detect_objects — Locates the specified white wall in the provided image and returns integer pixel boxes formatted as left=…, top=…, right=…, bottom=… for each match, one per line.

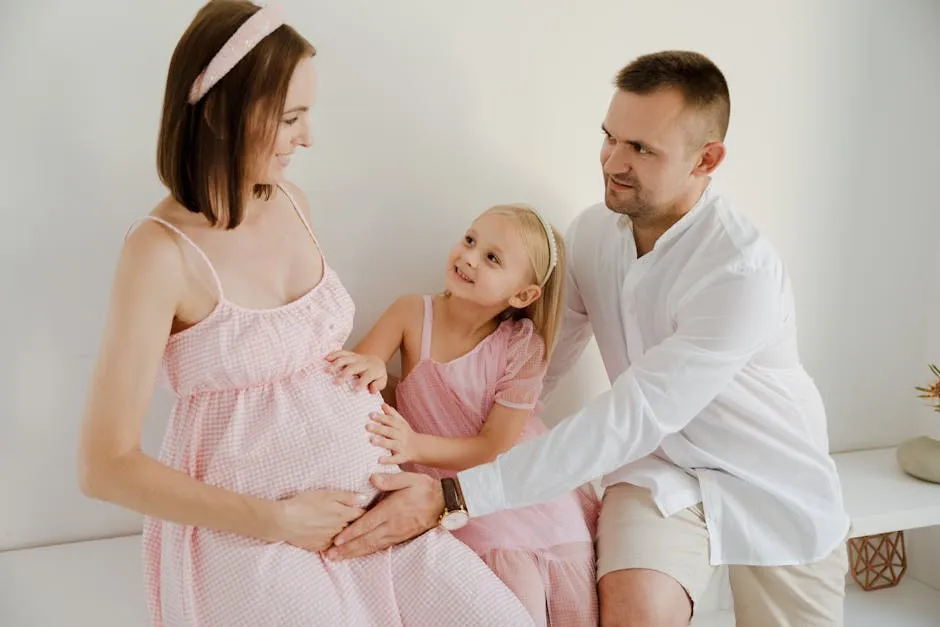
left=1, top=0, right=938, bottom=558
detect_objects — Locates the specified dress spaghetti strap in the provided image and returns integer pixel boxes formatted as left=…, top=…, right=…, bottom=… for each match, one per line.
left=125, top=216, right=225, bottom=298
left=276, top=183, right=320, bottom=247
left=420, top=295, right=433, bottom=361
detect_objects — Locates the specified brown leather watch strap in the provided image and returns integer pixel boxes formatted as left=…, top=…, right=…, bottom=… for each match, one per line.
left=441, top=477, right=466, bottom=513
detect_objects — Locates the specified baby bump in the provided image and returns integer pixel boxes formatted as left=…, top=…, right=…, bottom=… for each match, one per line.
left=198, top=371, right=397, bottom=500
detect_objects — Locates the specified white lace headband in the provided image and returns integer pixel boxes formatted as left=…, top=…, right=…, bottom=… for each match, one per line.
left=532, top=209, right=558, bottom=286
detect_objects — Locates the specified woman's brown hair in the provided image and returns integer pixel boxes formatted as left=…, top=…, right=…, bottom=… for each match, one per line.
left=157, top=0, right=316, bottom=229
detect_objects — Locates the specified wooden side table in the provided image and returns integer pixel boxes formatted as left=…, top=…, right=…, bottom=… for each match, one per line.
left=833, top=446, right=940, bottom=593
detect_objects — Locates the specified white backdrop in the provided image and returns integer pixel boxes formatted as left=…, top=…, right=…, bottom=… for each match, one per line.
left=0, top=0, right=938, bottom=553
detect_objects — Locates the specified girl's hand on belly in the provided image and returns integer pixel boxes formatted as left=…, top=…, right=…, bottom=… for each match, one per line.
left=366, top=404, right=422, bottom=465
left=325, top=350, right=388, bottom=393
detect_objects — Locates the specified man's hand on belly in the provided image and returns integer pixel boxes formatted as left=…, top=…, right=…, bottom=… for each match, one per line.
left=325, top=472, right=444, bottom=560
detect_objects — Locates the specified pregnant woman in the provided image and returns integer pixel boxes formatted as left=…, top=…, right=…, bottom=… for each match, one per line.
left=77, top=2, right=532, bottom=625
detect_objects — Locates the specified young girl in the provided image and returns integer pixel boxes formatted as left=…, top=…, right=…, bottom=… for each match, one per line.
left=327, top=204, right=600, bottom=626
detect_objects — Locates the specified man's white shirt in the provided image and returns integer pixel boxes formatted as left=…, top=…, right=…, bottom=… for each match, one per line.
left=457, top=183, right=850, bottom=566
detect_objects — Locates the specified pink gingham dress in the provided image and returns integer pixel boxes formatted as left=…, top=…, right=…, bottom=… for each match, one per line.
left=134, top=186, right=534, bottom=626
left=395, top=296, right=600, bottom=626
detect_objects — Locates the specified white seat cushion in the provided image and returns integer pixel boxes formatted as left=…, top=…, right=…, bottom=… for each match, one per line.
left=0, top=532, right=736, bottom=625
left=0, top=535, right=147, bottom=626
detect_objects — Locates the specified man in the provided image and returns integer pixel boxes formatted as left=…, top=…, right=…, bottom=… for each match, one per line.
left=328, top=50, right=850, bottom=626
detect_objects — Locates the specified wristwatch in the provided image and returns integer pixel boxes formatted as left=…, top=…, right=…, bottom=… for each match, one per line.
left=439, top=477, right=470, bottom=531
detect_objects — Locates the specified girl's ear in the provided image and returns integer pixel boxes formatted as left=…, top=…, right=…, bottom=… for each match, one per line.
left=508, top=284, right=541, bottom=310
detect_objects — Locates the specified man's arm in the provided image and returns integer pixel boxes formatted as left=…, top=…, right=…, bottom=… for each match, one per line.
left=458, top=267, right=784, bottom=518
left=326, top=268, right=783, bottom=560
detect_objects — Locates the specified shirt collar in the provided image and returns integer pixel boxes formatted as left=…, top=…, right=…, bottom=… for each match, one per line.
left=654, top=180, right=715, bottom=249
left=618, top=180, right=716, bottom=251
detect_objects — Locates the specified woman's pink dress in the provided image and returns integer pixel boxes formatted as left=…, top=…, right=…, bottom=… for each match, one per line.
left=395, top=296, right=600, bottom=626
left=134, top=187, right=534, bottom=626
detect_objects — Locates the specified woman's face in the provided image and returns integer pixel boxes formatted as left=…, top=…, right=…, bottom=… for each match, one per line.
left=264, top=57, right=316, bottom=183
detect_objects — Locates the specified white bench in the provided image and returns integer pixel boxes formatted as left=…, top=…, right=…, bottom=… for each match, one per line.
left=2, top=446, right=939, bottom=626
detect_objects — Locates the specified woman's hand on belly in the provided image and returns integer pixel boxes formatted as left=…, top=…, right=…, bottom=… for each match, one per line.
left=273, top=489, right=371, bottom=552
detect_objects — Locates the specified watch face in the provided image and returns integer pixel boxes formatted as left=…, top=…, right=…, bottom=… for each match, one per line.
left=440, top=510, right=469, bottom=531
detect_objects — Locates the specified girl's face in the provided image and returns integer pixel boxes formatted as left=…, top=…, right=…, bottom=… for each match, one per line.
left=445, top=211, right=541, bottom=310
left=263, top=57, right=316, bottom=183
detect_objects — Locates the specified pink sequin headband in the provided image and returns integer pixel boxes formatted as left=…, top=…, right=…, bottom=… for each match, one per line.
left=187, top=3, right=286, bottom=104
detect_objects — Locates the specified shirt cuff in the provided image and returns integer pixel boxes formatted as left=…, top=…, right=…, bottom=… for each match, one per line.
left=456, top=462, right=507, bottom=519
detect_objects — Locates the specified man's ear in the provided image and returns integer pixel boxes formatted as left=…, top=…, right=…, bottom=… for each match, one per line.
left=693, top=140, right=726, bottom=176
left=508, top=285, right=541, bottom=310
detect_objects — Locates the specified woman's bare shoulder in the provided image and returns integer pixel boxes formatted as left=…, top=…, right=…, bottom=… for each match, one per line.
left=120, top=197, right=190, bottom=282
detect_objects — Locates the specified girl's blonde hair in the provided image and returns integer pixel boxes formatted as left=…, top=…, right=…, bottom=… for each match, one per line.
left=485, top=204, right=567, bottom=361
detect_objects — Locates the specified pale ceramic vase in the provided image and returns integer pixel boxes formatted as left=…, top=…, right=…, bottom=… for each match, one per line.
left=896, top=435, right=940, bottom=484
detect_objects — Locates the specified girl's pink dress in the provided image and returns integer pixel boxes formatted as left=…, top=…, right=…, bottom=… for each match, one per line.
left=134, top=187, right=534, bottom=626
left=395, top=296, right=600, bottom=626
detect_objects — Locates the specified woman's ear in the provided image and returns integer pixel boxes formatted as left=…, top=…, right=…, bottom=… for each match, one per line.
left=508, top=284, right=541, bottom=310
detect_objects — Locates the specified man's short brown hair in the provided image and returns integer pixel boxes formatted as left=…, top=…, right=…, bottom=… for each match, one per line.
left=157, top=0, right=316, bottom=229
left=615, top=50, right=730, bottom=143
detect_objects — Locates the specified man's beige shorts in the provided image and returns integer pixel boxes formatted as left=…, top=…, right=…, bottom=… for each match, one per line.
left=596, top=483, right=848, bottom=627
